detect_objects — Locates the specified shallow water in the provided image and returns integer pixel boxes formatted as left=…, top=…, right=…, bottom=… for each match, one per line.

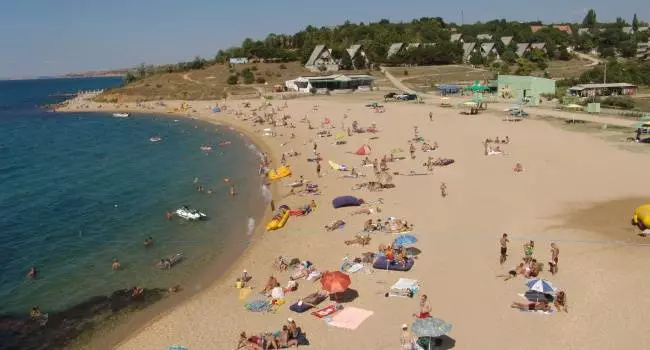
left=0, top=78, right=264, bottom=315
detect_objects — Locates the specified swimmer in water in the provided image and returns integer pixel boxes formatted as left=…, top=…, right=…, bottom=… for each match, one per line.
left=27, top=266, right=38, bottom=279
left=230, top=185, right=236, bottom=196
left=143, top=237, right=153, bottom=247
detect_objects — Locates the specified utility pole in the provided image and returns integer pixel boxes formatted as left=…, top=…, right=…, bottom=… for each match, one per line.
left=603, top=62, right=607, bottom=84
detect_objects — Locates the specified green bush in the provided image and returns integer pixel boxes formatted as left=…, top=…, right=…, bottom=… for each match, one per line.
left=601, top=96, right=635, bottom=109
left=227, top=75, right=239, bottom=85
left=403, top=69, right=409, bottom=76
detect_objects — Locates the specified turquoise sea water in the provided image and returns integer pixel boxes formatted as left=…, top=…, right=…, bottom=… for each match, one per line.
left=0, top=78, right=264, bottom=315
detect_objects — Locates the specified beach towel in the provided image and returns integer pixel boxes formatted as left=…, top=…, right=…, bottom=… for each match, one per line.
left=245, top=299, right=272, bottom=313
left=389, top=278, right=419, bottom=298
left=238, top=288, right=252, bottom=300
left=326, top=307, right=374, bottom=330
left=341, top=263, right=364, bottom=273
left=311, top=304, right=338, bottom=318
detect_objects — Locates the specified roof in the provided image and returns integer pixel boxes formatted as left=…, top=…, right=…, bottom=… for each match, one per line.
left=530, top=25, right=544, bottom=32
left=578, top=28, right=590, bottom=35
left=450, top=34, right=462, bottom=42
left=481, top=42, right=496, bottom=55
left=477, top=33, right=492, bottom=40
left=305, top=45, right=327, bottom=66
left=639, top=27, right=649, bottom=32
left=622, top=27, right=634, bottom=34
left=530, top=43, right=547, bottom=50
left=462, top=42, right=476, bottom=58
left=552, top=25, right=573, bottom=35
left=297, top=74, right=376, bottom=83
left=421, top=43, right=436, bottom=47
left=516, top=43, right=531, bottom=57
left=501, top=36, right=513, bottom=46
left=569, top=83, right=637, bottom=90
left=346, top=44, right=362, bottom=58
left=407, top=43, right=421, bottom=50
left=387, top=43, right=404, bottom=58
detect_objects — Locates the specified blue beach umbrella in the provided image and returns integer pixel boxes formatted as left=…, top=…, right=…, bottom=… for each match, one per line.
left=393, top=234, right=417, bottom=247
left=525, top=279, right=556, bottom=293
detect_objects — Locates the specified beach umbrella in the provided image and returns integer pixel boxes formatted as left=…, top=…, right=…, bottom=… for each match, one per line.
left=525, top=278, right=556, bottom=293
left=406, top=247, right=422, bottom=256
left=393, top=234, right=418, bottom=247
left=320, top=271, right=351, bottom=294
left=411, top=317, right=453, bottom=338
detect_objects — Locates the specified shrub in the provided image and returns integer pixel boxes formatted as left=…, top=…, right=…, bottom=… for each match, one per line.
left=256, top=77, right=266, bottom=84
left=279, top=64, right=287, bottom=69
left=227, top=75, right=238, bottom=85
left=403, top=69, right=409, bottom=76
left=601, top=96, right=635, bottom=109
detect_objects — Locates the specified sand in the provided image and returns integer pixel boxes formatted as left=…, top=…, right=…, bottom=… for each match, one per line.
left=59, top=92, right=650, bottom=350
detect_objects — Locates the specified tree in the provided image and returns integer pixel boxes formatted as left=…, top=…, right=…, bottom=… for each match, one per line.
left=227, top=75, right=238, bottom=85
left=558, top=46, right=571, bottom=61
left=618, top=40, right=637, bottom=58
left=469, top=51, right=484, bottom=66
left=582, top=9, right=597, bottom=28
left=353, top=53, right=367, bottom=70
left=514, top=58, right=535, bottom=76
left=501, top=50, right=517, bottom=64
left=124, top=71, right=137, bottom=84
left=340, top=52, right=353, bottom=70
left=633, top=13, right=639, bottom=32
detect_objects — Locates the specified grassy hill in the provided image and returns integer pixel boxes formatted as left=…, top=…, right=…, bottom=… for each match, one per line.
left=96, top=62, right=313, bottom=102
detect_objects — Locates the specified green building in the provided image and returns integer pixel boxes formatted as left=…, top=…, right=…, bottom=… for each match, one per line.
left=496, top=75, right=556, bottom=106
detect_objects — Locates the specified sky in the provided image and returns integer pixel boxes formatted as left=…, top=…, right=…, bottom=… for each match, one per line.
left=0, top=0, right=648, bottom=78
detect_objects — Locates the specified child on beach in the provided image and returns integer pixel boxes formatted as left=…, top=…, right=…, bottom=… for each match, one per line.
left=440, top=183, right=447, bottom=198
left=500, top=233, right=510, bottom=265
left=549, top=242, right=560, bottom=275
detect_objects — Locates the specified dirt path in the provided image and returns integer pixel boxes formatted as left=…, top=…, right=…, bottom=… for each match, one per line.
left=182, top=73, right=201, bottom=84
left=574, top=52, right=602, bottom=67
left=380, top=67, right=416, bottom=94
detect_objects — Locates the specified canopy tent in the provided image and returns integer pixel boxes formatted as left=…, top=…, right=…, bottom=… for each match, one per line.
left=355, top=144, right=372, bottom=156
left=437, top=84, right=460, bottom=94
left=464, top=81, right=489, bottom=92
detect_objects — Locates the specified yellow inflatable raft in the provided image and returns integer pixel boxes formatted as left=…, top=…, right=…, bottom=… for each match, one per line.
left=632, top=204, right=650, bottom=228
left=266, top=205, right=290, bottom=231
left=267, top=166, right=291, bottom=181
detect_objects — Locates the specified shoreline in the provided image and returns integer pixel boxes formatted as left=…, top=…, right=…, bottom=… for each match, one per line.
left=55, top=101, right=282, bottom=349
left=57, top=92, right=650, bottom=350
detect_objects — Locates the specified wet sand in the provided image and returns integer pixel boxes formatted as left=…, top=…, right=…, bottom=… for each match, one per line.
left=59, top=93, right=650, bottom=350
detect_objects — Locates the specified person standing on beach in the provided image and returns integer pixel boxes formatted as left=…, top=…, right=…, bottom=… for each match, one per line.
left=313, top=142, right=318, bottom=154
left=500, top=233, right=510, bottom=265
left=429, top=112, right=433, bottom=122
left=440, top=182, right=447, bottom=198
left=400, top=324, right=414, bottom=350
left=316, top=161, right=321, bottom=177
left=549, top=242, right=560, bottom=275
left=409, top=142, right=416, bottom=159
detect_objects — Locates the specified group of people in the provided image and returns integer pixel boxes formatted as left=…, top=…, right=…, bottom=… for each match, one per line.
left=238, top=318, right=302, bottom=349
left=378, top=243, right=411, bottom=267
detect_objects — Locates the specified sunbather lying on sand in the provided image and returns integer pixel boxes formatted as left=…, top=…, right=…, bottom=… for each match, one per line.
left=510, top=300, right=552, bottom=312
left=263, top=276, right=279, bottom=293
left=498, top=263, right=525, bottom=281
left=345, top=234, right=371, bottom=246
left=351, top=207, right=381, bottom=215
left=325, top=220, right=345, bottom=231
left=238, top=332, right=263, bottom=350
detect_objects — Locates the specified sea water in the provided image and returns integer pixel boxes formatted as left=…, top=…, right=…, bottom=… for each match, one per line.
left=0, top=78, right=264, bottom=315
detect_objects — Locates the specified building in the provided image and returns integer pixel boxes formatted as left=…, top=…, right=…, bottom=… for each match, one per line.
left=530, top=25, right=544, bottom=33
left=462, top=42, right=477, bottom=62
left=516, top=43, right=532, bottom=57
left=497, top=75, right=556, bottom=105
left=450, top=34, right=463, bottom=43
left=552, top=25, right=573, bottom=35
left=480, top=43, right=499, bottom=58
left=637, top=42, right=650, bottom=60
left=477, top=33, right=493, bottom=41
left=530, top=43, right=547, bottom=53
left=568, top=83, right=638, bottom=97
left=304, top=45, right=338, bottom=72
left=501, top=36, right=514, bottom=46
left=229, top=57, right=248, bottom=64
left=623, top=27, right=634, bottom=35
left=346, top=44, right=369, bottom=68
left=387, top=43, right=405, bottom=59
left=284, top=74, right=376, bottom=93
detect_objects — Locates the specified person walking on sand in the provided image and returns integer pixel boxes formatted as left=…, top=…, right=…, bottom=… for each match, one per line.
left=429, top=112, right=433, bottom=122
left=313, top=142, right=317, bottom=154
left=500, top=233, right=510, bottom=265
left=440, top=182, right=447, bottom=198
left=409, top=142, right=416, bottom=159
left=316, top=161, right=321, bottom=177
left=549, top=242, right=560, bottom=275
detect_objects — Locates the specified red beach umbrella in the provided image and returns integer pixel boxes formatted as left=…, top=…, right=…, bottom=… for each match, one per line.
left=320, top=271, right=351, bottom=294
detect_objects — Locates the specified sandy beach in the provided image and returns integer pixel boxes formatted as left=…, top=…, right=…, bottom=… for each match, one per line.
left=59, top=92, right=650, bottom=350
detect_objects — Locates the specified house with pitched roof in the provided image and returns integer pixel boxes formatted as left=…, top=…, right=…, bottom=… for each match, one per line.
left=450, top=34, right=463, bottom=43
left=304, top=45, right=338, bottom=72
left=406, top=43, right=421, bottom=51
left=346, top=44, right=369, bottom=69
left=516, top=43, right=532, bottom=57
left=552, top=25, right=573, bottom=35
left=501, top=36, right=514, bottom=47
left=462, top=42, right=477, bottom=62
left=477, top=33, right=493, bottom=41
left=530, top=25, right=544, bottom=33
left=480, top=43, right=499, bottom=59
left=530, top=43, right=547, bottom=53
left=639, top=27, right=649, bottom=32
left=622, top=27, right=634, bottom=35
left=387, top=43, right=405, bottom=59
left=637, top=42, right=650, bottom=60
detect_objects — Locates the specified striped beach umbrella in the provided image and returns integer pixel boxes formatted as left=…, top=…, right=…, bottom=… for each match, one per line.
left=525, top=279, right=556, bottom=293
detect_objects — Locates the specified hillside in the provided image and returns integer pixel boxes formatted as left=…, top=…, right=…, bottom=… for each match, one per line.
left=96, top=62, right=313, bottom=102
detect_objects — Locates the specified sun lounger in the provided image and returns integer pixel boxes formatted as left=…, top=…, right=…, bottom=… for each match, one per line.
left=311, top=304, right=339, bottom=318
left=373, top=256, right=415, bottom=271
